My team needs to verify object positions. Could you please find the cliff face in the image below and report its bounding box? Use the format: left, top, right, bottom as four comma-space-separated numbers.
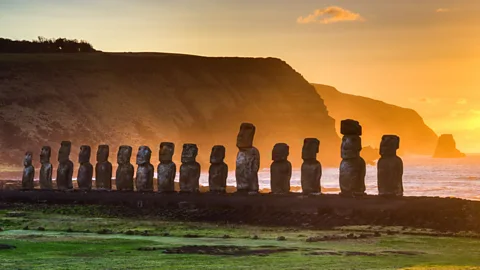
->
314, 84, 438, 155
433, 134, 465, 158
0, 53, 340, 172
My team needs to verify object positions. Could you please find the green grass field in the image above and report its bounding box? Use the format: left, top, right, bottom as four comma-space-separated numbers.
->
1, 205, 480, 270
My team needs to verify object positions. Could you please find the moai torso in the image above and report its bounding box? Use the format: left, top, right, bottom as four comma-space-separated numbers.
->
56, 141, 74, 190
95, 145, 112, 190
236, 148, 260, 192
378, 135, 404, 197
77, 145, 93, 191
339, 156, 366, 195
179, 144, 201, 193
208, 145, 228, 193
339, 120, 366, 197
157, 142, 176, 193
235, 123, 260, 193
22, 151, 35, 189
116, 145, 134, 191
135, 146, 154, 192
270, 143, 291, 194
39, 146, 53, 190
300, 138, 322, 195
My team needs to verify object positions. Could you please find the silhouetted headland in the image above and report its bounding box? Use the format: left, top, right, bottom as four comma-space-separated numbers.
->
314, 84, 438, 156
433, 134, 466, 158
0, 52, 339, 169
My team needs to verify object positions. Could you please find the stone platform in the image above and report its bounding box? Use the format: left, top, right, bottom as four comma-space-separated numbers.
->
1, 190, 479, 232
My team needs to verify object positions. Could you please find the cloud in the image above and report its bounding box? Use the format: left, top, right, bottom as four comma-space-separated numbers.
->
297, 6, 365, 25
436, 8, 450, 13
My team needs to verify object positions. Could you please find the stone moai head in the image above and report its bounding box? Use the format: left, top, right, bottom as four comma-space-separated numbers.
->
24, 151, 33, 167
97, 145, 109, 163
136, 146, 152, 165
236, 123, 256, 149
272, 143, 289, 161
117, 145, 132, 165
58, 141, 72, 163
380, 135, 400, 157
210, 145, 226, 164
78, 145, 91, 164
40, 146, 51, 164
159, 142, 175, 162
302, 138, 320, 160
182, 144, 198, 163
341, 135, 362, 159
340, 119, 362, 136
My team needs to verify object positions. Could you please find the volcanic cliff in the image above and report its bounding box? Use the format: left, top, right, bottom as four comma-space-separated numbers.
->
0, 53, 340, 172
314, 84, 438, 156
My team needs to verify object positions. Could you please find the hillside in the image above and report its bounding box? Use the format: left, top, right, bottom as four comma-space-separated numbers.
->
0, 53, 340, 174
314, 84, 438, 155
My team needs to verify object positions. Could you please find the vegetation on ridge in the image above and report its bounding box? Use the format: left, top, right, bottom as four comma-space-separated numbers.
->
0, 37, 96, 53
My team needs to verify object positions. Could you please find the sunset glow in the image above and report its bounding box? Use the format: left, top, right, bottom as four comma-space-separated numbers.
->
1, 0, 479, 151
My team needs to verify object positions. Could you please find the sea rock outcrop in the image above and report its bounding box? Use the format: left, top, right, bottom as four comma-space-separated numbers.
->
433, 134, 466, 158
361, 146, 380, 166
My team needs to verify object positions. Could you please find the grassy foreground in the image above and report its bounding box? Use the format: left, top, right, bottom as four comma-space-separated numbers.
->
0, 204, 480, 270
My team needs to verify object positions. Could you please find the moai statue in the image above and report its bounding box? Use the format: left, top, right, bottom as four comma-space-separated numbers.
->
235, 123, 260, 194
56, 141, 74, 190
179, 144, 201, 193
270, 143, 292, 194
157, 142, 176, 193
116, 145, 134, 191
39, 146, 53, 190
339, 120, 366, 197
209, 145, 228, 193
135, 146, 154, 192
22, 151, 35, 189
301, 138, 322, 195
378, 135, 403, 197
77, 145, 93, 191
95, 145, 112, 190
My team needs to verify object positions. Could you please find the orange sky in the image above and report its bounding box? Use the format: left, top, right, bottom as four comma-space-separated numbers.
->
1, 0, 479, 151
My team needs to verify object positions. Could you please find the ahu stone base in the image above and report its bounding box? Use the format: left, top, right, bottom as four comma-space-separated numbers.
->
0, 189, 479, 233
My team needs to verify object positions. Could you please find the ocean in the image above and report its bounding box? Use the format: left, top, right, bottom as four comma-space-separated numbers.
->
204, 155, 480, 201
3, 155, 479, 201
